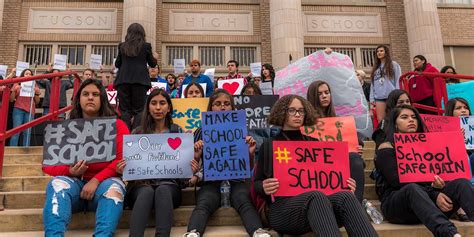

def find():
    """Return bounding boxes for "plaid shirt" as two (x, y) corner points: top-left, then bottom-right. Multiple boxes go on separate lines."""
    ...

(223, 73), (247, 84)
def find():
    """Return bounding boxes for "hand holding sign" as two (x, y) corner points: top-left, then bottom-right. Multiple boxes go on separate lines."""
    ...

(53, 54), (67, 71)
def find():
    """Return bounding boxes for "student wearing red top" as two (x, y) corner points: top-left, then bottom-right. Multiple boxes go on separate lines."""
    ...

(408, 55), (440, 114)
(42, 79), (130, 236)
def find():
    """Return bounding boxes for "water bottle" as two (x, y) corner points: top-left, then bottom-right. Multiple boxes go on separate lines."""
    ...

(362, 199), (383, 224)
(220, 180), (231, 208)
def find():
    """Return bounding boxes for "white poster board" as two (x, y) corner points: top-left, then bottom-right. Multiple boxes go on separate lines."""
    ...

(19, 81), (35, 97)
(204, 68), (215, 82)
(53, 54), (67, 71)
(250, 62), (262, 77)
(218, 78), (245, 95)
(16, 61), (29, 77)
(173, 59), (185, 74)
(90, 54), (102, 70)
(0, 65), (7, 78)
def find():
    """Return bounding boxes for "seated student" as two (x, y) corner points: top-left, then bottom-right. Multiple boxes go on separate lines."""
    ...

(254, 94), (378, 237)
(306, 80), (366, 202)
(184, 82), (205, 98)
(116, 89), (187, 237)
(372, 89), (412, 149)
(376, 105), (474, 237)
(440, 66), (460, 84)
(241, 83), (262, 96)
(183, 89), (270, 237)
(42, 79), (129, 236)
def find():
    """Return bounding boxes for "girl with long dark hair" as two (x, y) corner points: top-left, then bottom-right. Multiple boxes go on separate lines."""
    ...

(408, 55), (440, 114)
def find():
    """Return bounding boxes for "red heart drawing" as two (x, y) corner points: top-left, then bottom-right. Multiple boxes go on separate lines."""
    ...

(222, 82), (240, 95)
(168, 137), (182, 150)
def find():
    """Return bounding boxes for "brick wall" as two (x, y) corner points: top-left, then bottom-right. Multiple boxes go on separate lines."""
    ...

(385, 0), (411, 73)
(260, 0), (271, 64)
(438, 6), (474, 46)
(0, 0), (21, 67)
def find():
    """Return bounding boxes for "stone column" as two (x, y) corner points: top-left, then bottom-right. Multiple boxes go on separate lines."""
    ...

(122, 0), (156, 49)
(269, 0), (304, 70)
(0, 0), (4, 32)
(404, 0), (445, 69)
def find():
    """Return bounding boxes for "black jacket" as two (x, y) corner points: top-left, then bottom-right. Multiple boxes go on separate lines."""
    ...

(114, 42), (157, 88)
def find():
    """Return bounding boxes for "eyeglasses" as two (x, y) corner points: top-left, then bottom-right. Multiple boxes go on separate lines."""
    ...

(212, 102), (232, 108)
(287, 108), (305, 116)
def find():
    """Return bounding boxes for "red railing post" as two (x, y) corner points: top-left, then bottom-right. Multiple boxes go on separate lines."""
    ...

(0, 86), (12, 177)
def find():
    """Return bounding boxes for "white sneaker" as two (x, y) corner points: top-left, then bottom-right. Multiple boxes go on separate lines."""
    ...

(253, 228), (271, 237)
(183, 229), (200, 237)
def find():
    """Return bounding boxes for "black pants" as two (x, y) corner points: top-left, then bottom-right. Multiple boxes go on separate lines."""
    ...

(128, 184), (181, 237)
(268, 191), (378, 237)
(116, 84), (148, 129)
(382, 179), (474, 237)
(187, 181), (262, 236)
(349, 152), (365, 203)
(416, 96), (437, 114)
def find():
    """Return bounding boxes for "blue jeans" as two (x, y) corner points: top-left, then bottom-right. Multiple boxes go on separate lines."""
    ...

(43, 176), (126, 237)
(9, 108), (32, 146)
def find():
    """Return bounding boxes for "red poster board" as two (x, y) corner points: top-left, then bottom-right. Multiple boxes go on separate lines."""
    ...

(394, 131), (471, 183)
(273, 141), (351, 196)
(301, 116), (358, 152)
(421, 114), (460, 133)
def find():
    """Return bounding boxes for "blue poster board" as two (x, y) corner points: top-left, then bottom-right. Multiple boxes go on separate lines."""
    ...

(202, 110), (251, 181)
(447, 81), (474, 110)
(122, 133), (194, 181)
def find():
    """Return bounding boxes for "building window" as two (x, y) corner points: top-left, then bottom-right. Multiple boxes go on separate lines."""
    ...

(361, 48), (377, 68)
(304, 46), (377, 69)
(438, 0), (474, 4)
(199, 46), (225, 67)
(58, 45), (86, 65)
(166, 46), (193, 66)
(304, 47), (356, 65)
(23, 44), (52, 66)
(230, 47), (257, 66)
(91, 45), (118, 66)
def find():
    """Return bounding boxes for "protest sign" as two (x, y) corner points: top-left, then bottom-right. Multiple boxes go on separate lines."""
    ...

(107, 90), (117, 105)
(43, 118), (117, 166)
(234, 95), (279, 129)
(250, 62), (261, 77)
(147, 82), (168, 95)
(204, 68), (215, 82)
(181, 83), (207, 98)
(394, 131), (471, 183)
(122, 133), (194, 180)
(273, 51), (372, 139)
(113, 58), (118, 74)
(448, 81), (474, 112)
(89, 54), (102, 70)
(202, 110), (250, 181)
(218, 78), (245, 95)
(259, 81), (273, 95)
(461, 116), (474, 149)
(16, 61), (29, 77)
(19, 81), (35, 97)
(174, 59), (185, 74)
(301, 116), (359, 152)
(421, 114), (460, 133)
(53, 54), (67, 71)
(273, 141), (350, 196)
(171, 98), (209, 132)
(0, 65), (7, 78)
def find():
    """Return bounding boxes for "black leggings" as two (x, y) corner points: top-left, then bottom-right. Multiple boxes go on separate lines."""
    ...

(116, 84), (148, 129)
(268, 191), (378, 237)
(349, 152), (365, 203)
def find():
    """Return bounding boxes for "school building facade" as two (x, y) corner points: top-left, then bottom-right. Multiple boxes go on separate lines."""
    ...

(1, 0), (474, 77)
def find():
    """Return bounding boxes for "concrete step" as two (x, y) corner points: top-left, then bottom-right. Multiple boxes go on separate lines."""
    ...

(2, 164), (45, 177)
(0, 176), (51, 192)
(4, 146), (43, 155)
(2, 154), (43, 165)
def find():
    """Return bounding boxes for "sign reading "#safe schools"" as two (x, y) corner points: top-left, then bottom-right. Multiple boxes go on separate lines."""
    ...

(202, 110), (250, 181)
(43, 118), (117, 166)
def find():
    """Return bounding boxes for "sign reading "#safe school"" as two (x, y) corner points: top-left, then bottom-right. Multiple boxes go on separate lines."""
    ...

(202, 110), (250, 181)
(122, 133), (194, 180)
(43, 118), (117, 166)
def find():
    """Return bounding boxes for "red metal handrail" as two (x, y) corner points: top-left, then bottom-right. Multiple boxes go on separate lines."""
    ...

(0, 71), (81, 177)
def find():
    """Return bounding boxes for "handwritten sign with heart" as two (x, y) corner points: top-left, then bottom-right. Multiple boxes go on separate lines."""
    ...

(218, 78), (244, 95)
(122, 133), (194, 180)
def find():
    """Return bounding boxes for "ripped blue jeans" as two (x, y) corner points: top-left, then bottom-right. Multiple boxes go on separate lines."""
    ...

(43, 176), (126, 237)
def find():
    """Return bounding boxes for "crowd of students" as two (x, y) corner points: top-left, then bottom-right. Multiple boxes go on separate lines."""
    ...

(1, 23), (473, 237)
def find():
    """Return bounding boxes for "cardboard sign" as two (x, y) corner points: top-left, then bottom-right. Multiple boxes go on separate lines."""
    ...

(250, 62), (262, 77)
(234, 95), (279, 129)
(448, 81), (474, 113)
(394, 132), (471, 183)
(122, 133), (194, 180)
(19, 81), (35, 97)
(461, 116), (474, 150)
(107, 90), (117, 105)
(90, 54), (102, 70)
(273, 141), (350, 196)
(171, 98), (209, 132)
(16, 61), (29, 77)
(421, 114), (461, 133)
(43, 118), (117, 166)
(181, 83), (207, 98)
(174, 59), (185, 74)
(204, 68), (215, 82)
(0, 65), (7, 78)
(147, 82), (167, 95)
(202, 110), (250, 181)
(301, 116), (359, 152)
(218, 78), (245, 95)
(53, 54), (67, 71)
(259, 82), (273, 95)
